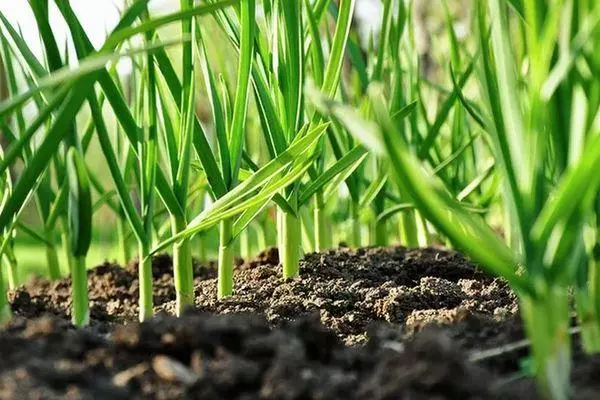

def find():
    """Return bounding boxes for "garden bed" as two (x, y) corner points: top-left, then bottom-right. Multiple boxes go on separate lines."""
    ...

(3, 247), (599, 399)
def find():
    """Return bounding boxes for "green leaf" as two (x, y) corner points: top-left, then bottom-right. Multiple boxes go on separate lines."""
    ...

(0, 39), (184, 120)
(418, 55), (477, 159)
(197, 26), (231, 185)
(305, 0), (325, 88)
(531, 133), (600, 247)
(16, 222), (53, 247)
(541, 9), (600, 100)
(149, 124), (329, 254)
(230, 190), (273, 242)
(66, 148), (92, 257)
(55, 1), (184, 220)
(152, 155), (316, 255)
(0, 11), (47, 77)
(377, 203), (415, 223)
(307, 80), (385, 154)
(99, 0), (241, 51)
(0, 85), (70, 176)
(153, 44), (228, 199)
(0, 77), (96, 233)
(456, 162), (495, 202)
(359, 171), (389, 210)
(242, 151), (297, 216)
(88, 93), (145, 243)
(476, 2), (525, 251)
(299, 145), (368, 205)
(228, 0), (255, 185)
(44, 181), (68, 231)
(371, 0), (393, 82)
(449, 66), (486, 129)
(391, 101), (418, 123)
(280, 0), (304, 139)
(321, 0), (356, 98)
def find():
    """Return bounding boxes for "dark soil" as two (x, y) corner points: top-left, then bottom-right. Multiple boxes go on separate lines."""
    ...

(189, 247), (521, 348)
(0, 310), (532, 400)
(9, 254), (216, 325)
(2, 246), (599, 398)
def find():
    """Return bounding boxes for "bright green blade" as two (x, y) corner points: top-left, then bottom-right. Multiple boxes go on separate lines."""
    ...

(299, 146), (368, 206)
(228, 0), (255, 185)
(0, 77), (96, 232)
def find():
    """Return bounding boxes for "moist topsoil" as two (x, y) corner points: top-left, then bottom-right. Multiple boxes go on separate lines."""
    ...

(3, 246), (599, 399)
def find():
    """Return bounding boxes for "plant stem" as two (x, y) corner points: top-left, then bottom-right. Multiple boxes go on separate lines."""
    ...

(576, 289), (600, 353)
(520, 288), (571, 400)
(400, 210), (419, 247)
(258, 219), (267, 251)
(172, 215), (194, 314)
(579, 238), (600, 353)
(71, 255), (89, 327)
(45, 235), (61, 280)
(118, 217), (130, 266)
(138, 241), (153, 322)
(415, 211), (430, 246)
(0, 258), (10, 324)
(351, 202), (361, 247)
(374, 194), (387, 246)
(314, 192), (329, 251)
(240, 225), (251, 260)
(277, 206), (285, 252)
(300, 207), (315, 253)
(279, 207), (301, 279)
(375, 222), (388, 247)
(197, 232), (207, 263)
(60, 220), (75, 274)
(218, 218), (235, 298)
(3, 250), (18, 289)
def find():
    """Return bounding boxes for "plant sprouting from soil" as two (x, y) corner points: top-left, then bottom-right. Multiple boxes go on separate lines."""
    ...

(1, 0), (600, 398)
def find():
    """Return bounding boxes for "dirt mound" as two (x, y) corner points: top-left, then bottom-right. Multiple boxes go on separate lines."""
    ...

(0, 310), (535, 399)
